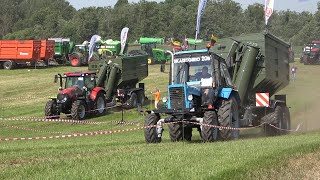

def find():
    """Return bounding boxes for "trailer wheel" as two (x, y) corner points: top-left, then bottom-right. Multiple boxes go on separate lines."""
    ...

(281, 106), (291, 135)
(263, 106), (283, 136)
(3, 61), (15, 70)
(71, 100), (86, 120)
(70, 54), (81, 67)
(201, 111), (219, 142)
(218, 96), (240, 140)
(44, 100), (59, 119)
(95, 93), (106, 116)
(125, 92), (137, 109)
(144, 113), (161, 143)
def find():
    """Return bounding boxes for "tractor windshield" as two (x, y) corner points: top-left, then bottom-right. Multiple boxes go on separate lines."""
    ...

(172, 51), (213, 85)
(65, 76), (84, 89)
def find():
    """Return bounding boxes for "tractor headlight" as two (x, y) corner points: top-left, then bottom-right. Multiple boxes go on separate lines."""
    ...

(188, 94), (193, 101)
(162, 97), (168, 103)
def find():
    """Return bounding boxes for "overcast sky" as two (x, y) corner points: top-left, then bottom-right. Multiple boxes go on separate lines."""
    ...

(67, 0), (318, 13)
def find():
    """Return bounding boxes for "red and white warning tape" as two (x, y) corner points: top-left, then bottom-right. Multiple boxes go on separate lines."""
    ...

(0, 124), (67, 134)
(0, 116), (142, 126)
(0, 96), (48, 101)
(0, 122), (177, 141)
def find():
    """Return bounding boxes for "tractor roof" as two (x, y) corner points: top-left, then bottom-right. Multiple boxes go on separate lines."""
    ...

(64, 71), (96, 77)
(312, 40), (320, 43)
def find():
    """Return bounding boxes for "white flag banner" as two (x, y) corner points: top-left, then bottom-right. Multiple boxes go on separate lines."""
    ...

(195, 0), (207, 40)
(88, 34), (101, 62)
(120, 27), (129, 55)
(265, 0), (274, 25)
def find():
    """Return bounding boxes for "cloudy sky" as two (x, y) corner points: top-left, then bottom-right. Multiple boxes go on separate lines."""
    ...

(67, 0), (318, 13)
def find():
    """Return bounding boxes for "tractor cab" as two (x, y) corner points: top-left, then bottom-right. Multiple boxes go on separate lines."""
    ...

(141, 42), (156, 57)
(63, 72), (96, 90)
(165, 49), (233, 111)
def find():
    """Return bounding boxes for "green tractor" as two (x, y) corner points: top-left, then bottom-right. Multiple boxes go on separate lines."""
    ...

(139, 37), (170, 64)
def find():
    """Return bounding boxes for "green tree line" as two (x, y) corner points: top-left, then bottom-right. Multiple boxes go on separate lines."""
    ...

(0, 0), (319, 45)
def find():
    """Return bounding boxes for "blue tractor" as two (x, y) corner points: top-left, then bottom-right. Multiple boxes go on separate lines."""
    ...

(144, 49), (240, 142)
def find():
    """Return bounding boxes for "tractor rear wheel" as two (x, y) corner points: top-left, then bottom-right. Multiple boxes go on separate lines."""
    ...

(3, 60), (16, 70)
(144, 113), (161, 143)
(45, 100), (59, 119)
(218, 96), (240, 140)
(201, 111), (219, 142)
(71, 100), (86, 120)
(95, 93), (106, 116)
(125, 92), (137, 109)
(70, 54), (81, 67)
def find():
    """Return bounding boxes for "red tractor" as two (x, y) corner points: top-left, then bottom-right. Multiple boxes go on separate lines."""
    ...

(45, 71), (106, 120)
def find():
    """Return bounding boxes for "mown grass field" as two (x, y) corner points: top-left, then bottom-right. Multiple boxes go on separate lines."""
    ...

(0, 54), (320, 179)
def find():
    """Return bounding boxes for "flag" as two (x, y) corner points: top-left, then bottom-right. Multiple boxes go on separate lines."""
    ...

(120, 27), (129, 55)
(88, 34), (101, 62)
(195, 0), (207, 40)
(265, 0), (274, 25)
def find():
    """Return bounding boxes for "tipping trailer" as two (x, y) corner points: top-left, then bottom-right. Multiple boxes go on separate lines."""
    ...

(144, 32), (291, 143)
(45, 54), (148, 120)
(40, 40), (55, 65)
(0, 40), (41, 70)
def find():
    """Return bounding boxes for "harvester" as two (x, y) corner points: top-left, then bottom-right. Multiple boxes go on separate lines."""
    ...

(144, 32), (291, 143)
(45, 54), (148, 120)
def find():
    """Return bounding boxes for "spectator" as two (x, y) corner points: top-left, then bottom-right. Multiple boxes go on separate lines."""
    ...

(291, 64), (297, 81)
(151, 88), (160, 109)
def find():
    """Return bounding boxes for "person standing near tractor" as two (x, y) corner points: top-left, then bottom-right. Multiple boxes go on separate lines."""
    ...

(291, 64), (297, 81)
(151, 88), (160, 109)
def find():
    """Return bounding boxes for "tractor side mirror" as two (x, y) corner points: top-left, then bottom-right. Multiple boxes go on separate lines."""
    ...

(54, 75), (58, 83)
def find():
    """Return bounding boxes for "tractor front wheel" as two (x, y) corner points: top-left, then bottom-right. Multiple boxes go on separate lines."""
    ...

(137, 91), (145, 106)
(45, 100), (59, 119)
(144, 113), (161, 143)
(71, 100), (87, 120)
(201, 111), (219, 142)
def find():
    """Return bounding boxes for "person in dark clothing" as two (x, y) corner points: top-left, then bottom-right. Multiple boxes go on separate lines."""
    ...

(195, 66), (211, 80)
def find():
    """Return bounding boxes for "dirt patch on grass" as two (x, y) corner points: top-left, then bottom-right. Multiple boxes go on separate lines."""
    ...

(254, 151), (320, 180)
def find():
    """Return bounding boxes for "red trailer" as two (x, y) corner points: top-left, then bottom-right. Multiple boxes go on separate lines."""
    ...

(40, 40), (55, 65)
(0, 40), (41, 69)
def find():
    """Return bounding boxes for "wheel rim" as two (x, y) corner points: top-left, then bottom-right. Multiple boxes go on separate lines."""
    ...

(97, 97), (105, 113)
(71, 57), (79, 66)
(79, 104), (85, 119)
(148, 58), (152, 64)
(4, 62), (11, 69)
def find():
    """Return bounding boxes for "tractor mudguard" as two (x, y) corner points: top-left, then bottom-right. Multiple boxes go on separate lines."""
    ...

(90, 87), (106, 101)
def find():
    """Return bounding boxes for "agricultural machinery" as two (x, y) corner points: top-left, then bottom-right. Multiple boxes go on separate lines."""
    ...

(0, 40), (42, 70)
(144, 32), (291, 143)
(45, 54), (148, 120)
(139, 37), (170, 64)
(48, 38), (75, 65)
(301, 40), (320, 65)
